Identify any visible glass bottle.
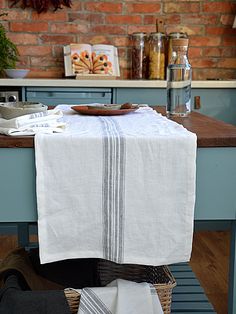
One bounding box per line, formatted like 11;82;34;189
148;32;166;80
131;32;148;79
166;38;192;117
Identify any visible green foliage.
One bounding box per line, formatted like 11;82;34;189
0;14;19;73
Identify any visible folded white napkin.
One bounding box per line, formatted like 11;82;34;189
0;108;66;136
75;279;163;314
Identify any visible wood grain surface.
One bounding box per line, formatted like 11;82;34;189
189;231;229;314
0;106;236;148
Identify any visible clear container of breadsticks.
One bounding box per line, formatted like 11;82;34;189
148;32;166;80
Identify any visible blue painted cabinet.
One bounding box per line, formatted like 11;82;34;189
24;86;236;125
192;88;236;125
113;88;167;106
114;87;236;125
25;87;112;106
1;147;236;222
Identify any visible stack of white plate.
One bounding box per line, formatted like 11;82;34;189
0;102;48;119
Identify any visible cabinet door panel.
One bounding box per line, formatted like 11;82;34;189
114;88;166;106
192;89;236;125
115;87;236;125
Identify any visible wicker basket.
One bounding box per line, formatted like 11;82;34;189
64;260;176;314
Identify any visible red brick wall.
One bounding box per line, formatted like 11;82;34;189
1;0;236;79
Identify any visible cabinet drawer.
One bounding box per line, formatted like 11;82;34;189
26;87;112;106
114;88;166;105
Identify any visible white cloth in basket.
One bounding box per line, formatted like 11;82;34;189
76;279;163;314
35;105;197;265
0;108;65;136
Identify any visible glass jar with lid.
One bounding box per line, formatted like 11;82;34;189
131;32;149;80
167;32;188;65
148;32;166;80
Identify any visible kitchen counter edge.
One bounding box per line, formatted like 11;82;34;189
0;79;236;89
1;108;236;148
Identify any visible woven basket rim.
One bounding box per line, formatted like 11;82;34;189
64;265;176;314
153;265;176;289
64;265;176;296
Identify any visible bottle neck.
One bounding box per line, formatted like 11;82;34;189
171;47;189;65
168;46;192;83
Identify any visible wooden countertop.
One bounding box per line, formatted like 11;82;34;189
158;107;236;147
0;106;236;148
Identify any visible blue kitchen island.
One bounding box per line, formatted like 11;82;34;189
0;107;236;313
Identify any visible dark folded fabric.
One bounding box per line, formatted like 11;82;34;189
29;248;100;288
0;274;71;314
0;248;63;290
0;247;100;291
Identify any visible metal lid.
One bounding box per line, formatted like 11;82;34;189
149;32;166;41
131;32;147;38
150;32;166;37
169;32;188;38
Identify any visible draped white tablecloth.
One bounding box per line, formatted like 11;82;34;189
35;105;196;265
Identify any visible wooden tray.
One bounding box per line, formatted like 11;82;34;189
71;105;138;116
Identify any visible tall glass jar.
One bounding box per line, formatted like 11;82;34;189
131;32;148;80
167;32;188;65
148;32;166;80
166;38;192;117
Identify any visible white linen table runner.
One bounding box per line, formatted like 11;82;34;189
35;105;197;265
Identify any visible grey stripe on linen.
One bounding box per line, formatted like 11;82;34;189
99;116;125;263
79;288;112;314
150;285;158;295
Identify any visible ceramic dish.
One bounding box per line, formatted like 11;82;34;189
87;104;122;110
71;105;138;116
0;102;48;119
4;69;30;79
